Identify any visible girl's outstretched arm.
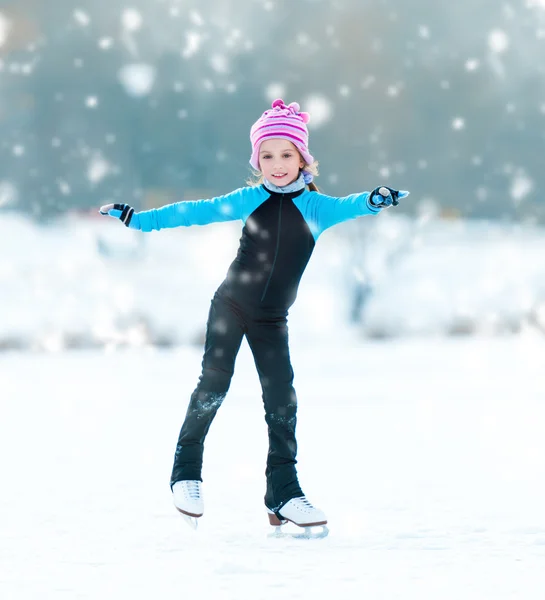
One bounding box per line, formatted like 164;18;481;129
99;187;249;231
308;186;409;235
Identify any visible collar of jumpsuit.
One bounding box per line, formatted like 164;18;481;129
263;171;306;194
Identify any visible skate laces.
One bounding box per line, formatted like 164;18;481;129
184;480;201;499
295;496;315;511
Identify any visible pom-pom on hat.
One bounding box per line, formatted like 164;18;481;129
249;98;314;173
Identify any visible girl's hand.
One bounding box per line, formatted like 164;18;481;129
99;203;141;230
369;186;409;208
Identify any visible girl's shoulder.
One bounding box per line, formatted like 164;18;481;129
297;188;333;204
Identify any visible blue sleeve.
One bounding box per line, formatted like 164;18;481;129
136;187;248;232
297;191;381;239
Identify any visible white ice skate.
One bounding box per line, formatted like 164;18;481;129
267;496;329;539
172;480;203;529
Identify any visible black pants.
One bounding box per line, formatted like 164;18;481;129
170;292;303;511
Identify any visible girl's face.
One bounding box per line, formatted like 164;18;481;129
258;139;305;186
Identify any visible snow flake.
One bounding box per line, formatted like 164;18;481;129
85;96;98;108
303;95;333;128
13;145;25;156
210;54;228;73
476;186;488;201
511;171;534;203
121;9;143;32
219;202;233;216
488;29;509;53
0;12;11;48
387;84;401;97
418;25;430;39
98;37;113;50
265;83;286;102
182;31;202;58
452;117;465;130
189;10;204;26
465;59;480;71
118;64;156;97
57;180;71;195
87;153;111;183
379;166;391;178
73;10;90;27
0;181;17;207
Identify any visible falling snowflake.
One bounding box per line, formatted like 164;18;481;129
0;181;17;207
87;153;111;183
303;95;333;128
73;10;90;26
465;59;480;71
210;54;228;73
488;29;509;53
0;12;11;48
121;9;143;32
118;64;156;97
265;83;286;102
57;180;71;195
182;31;202;58
418;25;430;39
98;38;113;50
452;117;465;130
510;171;534;203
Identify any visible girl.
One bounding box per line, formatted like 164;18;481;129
100;98;409;532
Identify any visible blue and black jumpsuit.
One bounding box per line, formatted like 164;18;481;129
135;181;381;513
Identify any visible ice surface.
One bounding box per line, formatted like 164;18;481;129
1;337;544;599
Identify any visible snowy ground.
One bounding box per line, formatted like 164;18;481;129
2;334;545;599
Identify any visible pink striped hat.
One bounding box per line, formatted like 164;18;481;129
249;98;314;172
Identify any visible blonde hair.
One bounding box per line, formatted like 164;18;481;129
246;155;320;192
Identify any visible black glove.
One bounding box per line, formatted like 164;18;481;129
99;203;141;229
368;186;409;208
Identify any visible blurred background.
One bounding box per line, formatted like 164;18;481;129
1;0;545;351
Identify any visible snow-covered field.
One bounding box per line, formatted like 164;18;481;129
2;334;545;599
2;211;545;350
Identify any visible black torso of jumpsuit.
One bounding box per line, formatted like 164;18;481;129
217;186;316;312
171;186;317;513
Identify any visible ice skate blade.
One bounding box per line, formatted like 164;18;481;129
176;507;200;530
268;525;329;540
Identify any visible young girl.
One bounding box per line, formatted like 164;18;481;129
100;98;409;532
